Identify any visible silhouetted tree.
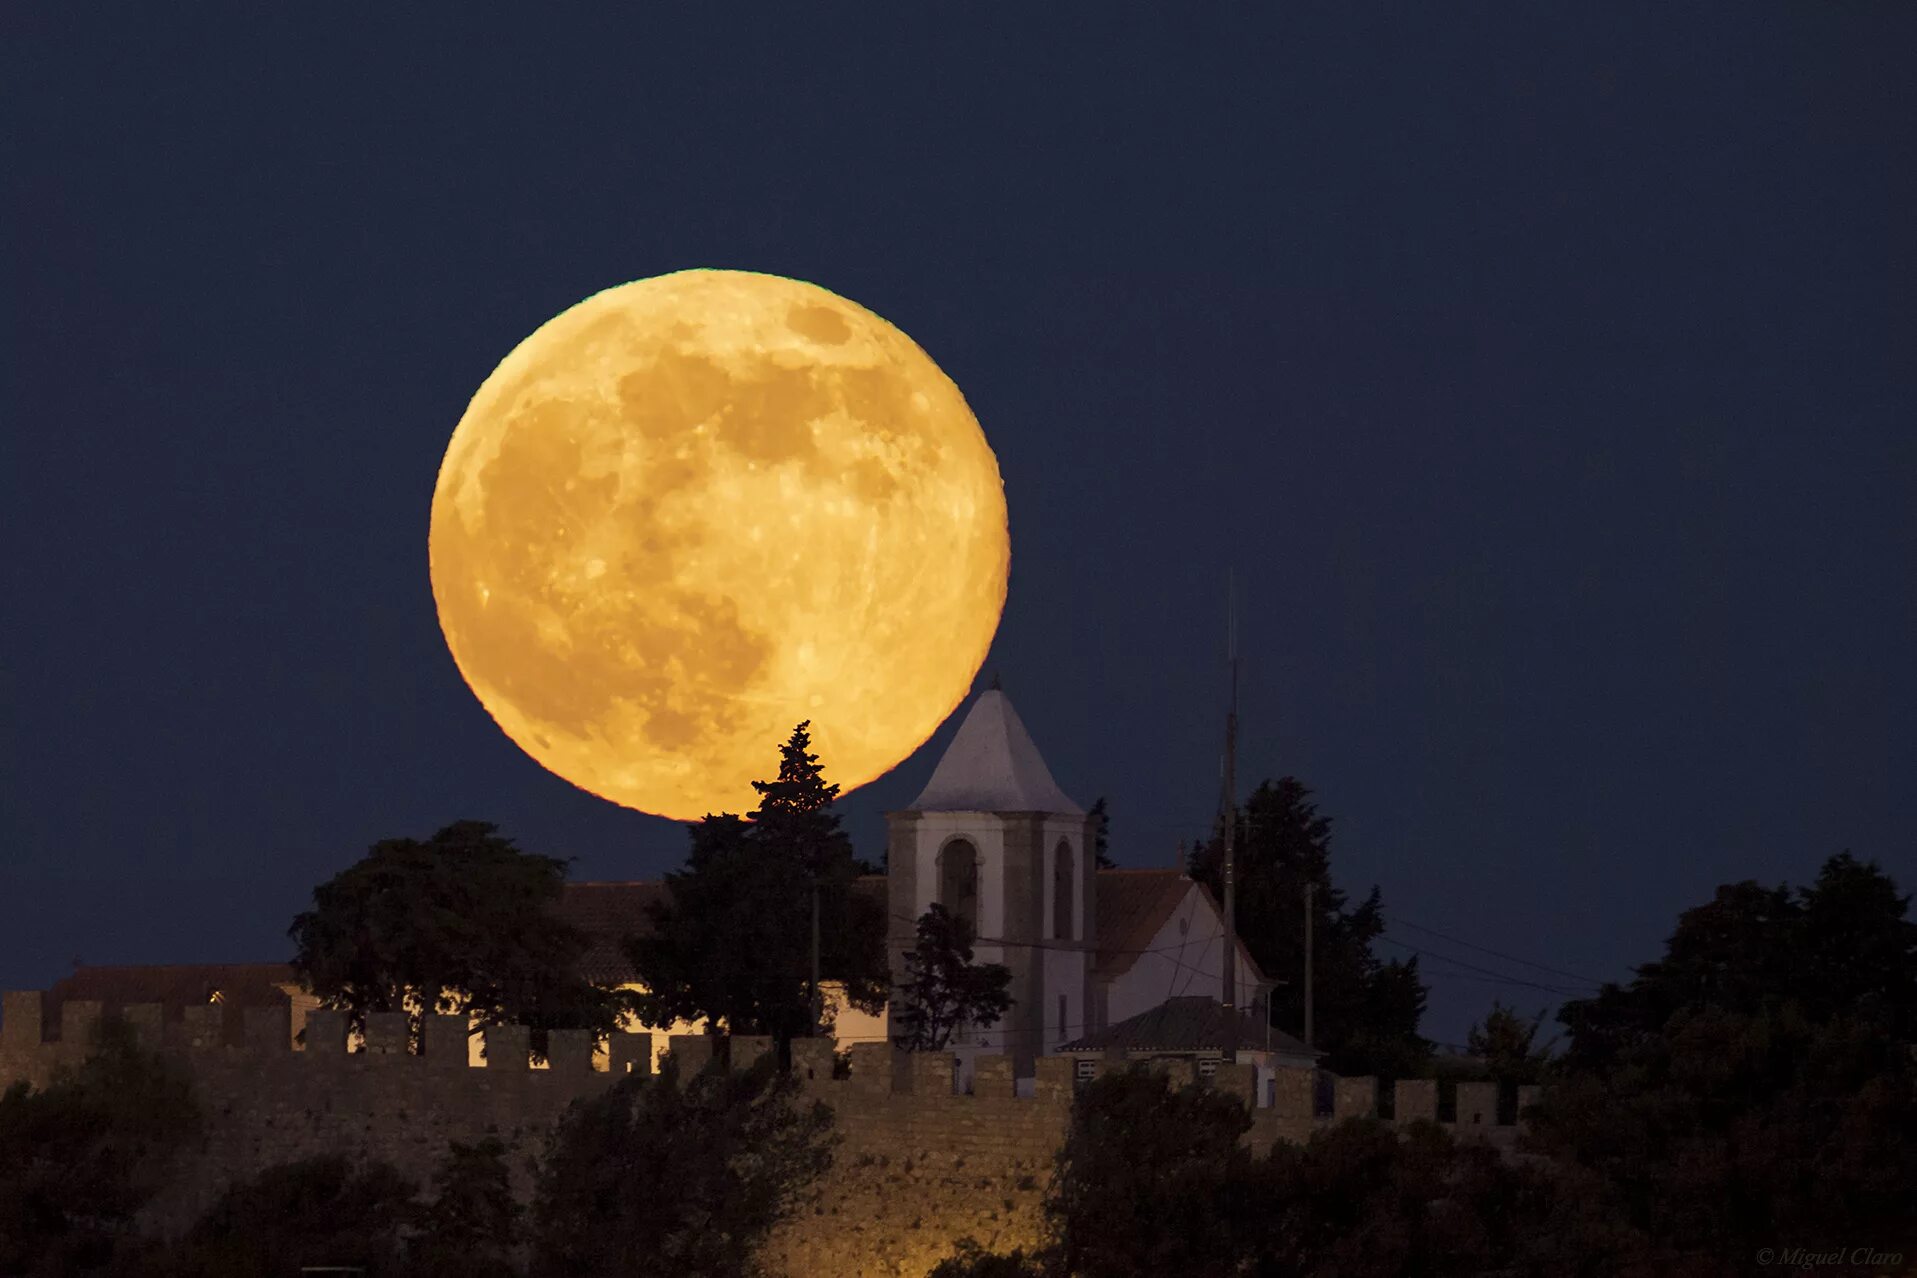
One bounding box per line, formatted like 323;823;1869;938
894;903;1013;1050
530;1054;835;1278
627;724;887;1049
930;1068;1638;1278
1535;853;1917;1270
408;1137;521;1278
0;1016;200;1277
289;820;622;1053
1049;1068;1256;1278
1088;796;1114;869
1465;1000;1554;1085
1190;778;1429;1076
154;1154;417;1277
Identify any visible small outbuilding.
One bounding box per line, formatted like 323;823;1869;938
1056;994;1320;1105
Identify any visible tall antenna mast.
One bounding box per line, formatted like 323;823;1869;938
1220;570;1239;1042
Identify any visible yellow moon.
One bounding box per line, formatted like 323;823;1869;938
428;270;1009;820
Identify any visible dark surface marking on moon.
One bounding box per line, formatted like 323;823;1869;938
445;384;773;762
786;304;851;345
717;362;827;467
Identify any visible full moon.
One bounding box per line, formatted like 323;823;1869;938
429;270;1009;820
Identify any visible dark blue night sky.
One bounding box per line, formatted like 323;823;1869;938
4;8;1911;1046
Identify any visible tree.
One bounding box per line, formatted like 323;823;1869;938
530;1054;835;1278
408;1137;521;1278
627;724;888;1049
155;1155;417;1278
1465;1000;1553;1086
1533;853;1917;1270
1088;796;1114;869
289;820;623;1053
1189;777;1429;1076
893;903;1014;1050
931;1068;1639;1278
1049;1067;1257;1278
0;1015;200;1277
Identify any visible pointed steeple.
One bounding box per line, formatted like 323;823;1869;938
909;686;1083;815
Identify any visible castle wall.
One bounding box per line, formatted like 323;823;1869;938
1;991;1532;1278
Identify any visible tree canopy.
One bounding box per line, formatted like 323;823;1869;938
1531;852;1917;1269
288;820;622;1048
1464;1000;1554;1086
932;1065;1625;1278
1087;796;1114;869
529;1054;836;1278
0;1016;200;1277
626;723;888;1047
893;903;1013;1050
1189;777;1429;1076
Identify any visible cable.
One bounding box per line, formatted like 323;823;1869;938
1373;936;1595;997
1384;914;1611;987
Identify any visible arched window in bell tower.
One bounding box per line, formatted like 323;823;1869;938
1052;838;1073;940
939;838;979;930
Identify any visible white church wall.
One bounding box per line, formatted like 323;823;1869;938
1106;886;1265;1027
1039;819;1086;1052
908;813;1012;1054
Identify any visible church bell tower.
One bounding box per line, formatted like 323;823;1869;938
885;684;1096;1076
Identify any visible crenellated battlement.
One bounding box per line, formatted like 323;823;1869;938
0;989;1539;1276
1;988;1538;1141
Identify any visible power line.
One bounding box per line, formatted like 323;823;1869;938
1385;914;1612;987
1374;936;1594;998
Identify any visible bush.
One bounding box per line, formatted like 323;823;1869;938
0;1015;200;1276
530;1054;835;1277
154;1154;417;1277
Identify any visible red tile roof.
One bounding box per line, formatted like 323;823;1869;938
1092;868;1194;979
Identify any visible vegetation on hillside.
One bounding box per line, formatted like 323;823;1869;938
1189;777;1431;1077
626;722;888;1049
288;819;621;1053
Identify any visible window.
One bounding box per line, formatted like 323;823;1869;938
1051;838;1073;939
1074;1057;1097;1088
1198;1057;1220;1080
939;838;979;929
1058;994;1067;1040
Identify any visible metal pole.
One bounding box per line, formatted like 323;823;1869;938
1221;573;1238;1056
1304;880;1315;1052
810;878;822;1035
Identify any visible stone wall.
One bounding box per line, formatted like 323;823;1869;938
1;991;1537;1278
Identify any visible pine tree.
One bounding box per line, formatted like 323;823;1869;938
627;724;889;1049
1089;796;1115;869
1189;778;1429;1077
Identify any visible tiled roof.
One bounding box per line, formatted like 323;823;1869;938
1092;868;1194;979
909;689;1083;815
43;963;298;1046
558;875;889;986
1057;995;1317;1060
555;881;672;986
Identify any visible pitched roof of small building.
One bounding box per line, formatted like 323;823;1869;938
1093;868;1193;979
1090;868;1270;989
908;688;1083;816
1057;995;1317;1060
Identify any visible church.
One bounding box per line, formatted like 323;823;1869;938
31;687;1317;1090
566;684;1318;1087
